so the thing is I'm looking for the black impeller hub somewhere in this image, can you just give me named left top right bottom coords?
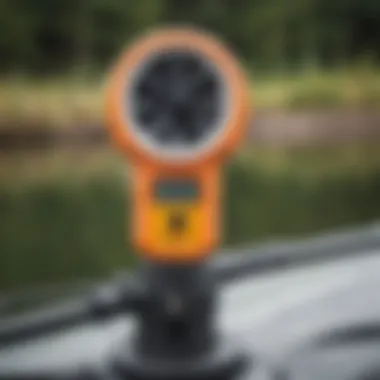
left=128, top=49, right=226, bottom=147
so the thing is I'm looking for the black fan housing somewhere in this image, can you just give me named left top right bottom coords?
left=125, top=48, right=229, bottom=158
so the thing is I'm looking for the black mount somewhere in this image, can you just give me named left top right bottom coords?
left=0, top=261, right=254, bottom=380
left=111, top=262, right=251, bottom=380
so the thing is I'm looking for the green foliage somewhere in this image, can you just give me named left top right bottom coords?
left=287, top=84, right=345, bottom=109
left=0, top=0, right=379, bottom=74
left=1, top=147, right=380, bottom=291
left=224, top=161, right=380, bottom=245
left=0, top=175, right=136, bottom=290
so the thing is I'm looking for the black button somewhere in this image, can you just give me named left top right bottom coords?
left=168, top=212, right=186, bottom=234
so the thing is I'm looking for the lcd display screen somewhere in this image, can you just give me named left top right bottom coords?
left=154, top=179, right=200, bottom=201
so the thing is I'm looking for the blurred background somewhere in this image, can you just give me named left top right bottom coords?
left=0, top=0, right=379, bottom=297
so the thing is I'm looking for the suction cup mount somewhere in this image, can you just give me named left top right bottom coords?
left=110, top=263, right=251, bottom=380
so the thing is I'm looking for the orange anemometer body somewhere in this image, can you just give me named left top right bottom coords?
left=105, top=27, right=251, bottom=263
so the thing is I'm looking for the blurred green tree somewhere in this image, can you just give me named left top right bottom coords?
left=0, top=0, right=378, bottom=74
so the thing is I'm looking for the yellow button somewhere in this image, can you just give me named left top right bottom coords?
left=151, top=203, right=200, bottom=247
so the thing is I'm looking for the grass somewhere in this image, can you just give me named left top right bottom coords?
left=0, top=66, right=379, bottom=130
left=251, top=66, right=380, bottom=110
left=1, top=144, right=380, bottom=291
left=237, top=143, right=380, bottom=179
left=0, top=76, right=104, bottom=130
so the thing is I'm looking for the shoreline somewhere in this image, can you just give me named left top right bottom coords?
left=0, top=109, right=379, bottom=151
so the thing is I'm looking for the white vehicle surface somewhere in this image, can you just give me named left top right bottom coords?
left=1, top=224, right=380, bottom=380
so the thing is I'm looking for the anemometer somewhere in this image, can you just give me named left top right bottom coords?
left=106, top=27, right=250, bottom=262
left=89, top=26, right=253, bottom=380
